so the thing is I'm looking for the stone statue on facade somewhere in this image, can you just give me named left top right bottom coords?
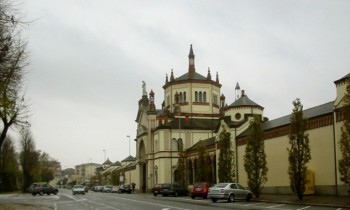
left=142, top=81, right=147, bottom=96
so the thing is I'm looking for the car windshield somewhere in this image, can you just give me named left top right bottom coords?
left=162, top=184, right=171, bottom=189
left=74, top=185, right=84, bottom=188
left=213, top=183, right=228, bottom=188
left=194, top=182, right=205, bottom=188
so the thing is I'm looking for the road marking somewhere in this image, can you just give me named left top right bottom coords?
left=297, top=206, right=311, bottom=210
left=267, top=204, right=286, bottom=208
left=106, top=195, right=190, bottom=210
left=62, top=194, right=88, bottom=202
left=243, top=203, right=266, bottom=207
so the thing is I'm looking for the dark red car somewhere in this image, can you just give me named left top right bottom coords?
left=191, top=182, right=212, bottom=199
left=151, top=183, right=163, bottom=196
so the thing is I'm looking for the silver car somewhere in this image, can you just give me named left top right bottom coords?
left=72, top=184, right=85, bottom=195
left=207, top=183, right=252, bottom=202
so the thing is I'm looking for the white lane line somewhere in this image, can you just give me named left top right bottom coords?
left=62, top=194, right=88, bottom=202
left=106, top=195, right=190, bottom=210
left=297, top=206, right=311, bottom=210
left=267, top=204, right=286, bottom=208
left=243, top=202, right=266, bottom=206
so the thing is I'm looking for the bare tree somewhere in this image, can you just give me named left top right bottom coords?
left=19, top=128, right=39, bottom=192
left=0, top=0, right=30, bottom=150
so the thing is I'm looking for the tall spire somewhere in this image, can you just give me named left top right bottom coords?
left=170, top=69, right=175, bottom=81
left=188, top=44, right=195, bottom=74
left=207, top=67, right=212, bottom=80
left=235, top=82, right=240, bottom=100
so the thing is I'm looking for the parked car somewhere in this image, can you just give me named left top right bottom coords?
left=92, top=185, right=103, bottom=192
left=151, top=183, right=164, bottom=196
left=191, top=182, right=212, bottom=199
left=118, top=184, right=132, bottom=194
left=72, top=184, right=85, bottom=195
left=111, top=185, right=120, bottom=193
left=27, top=182, right=46, bottom=193
left=84, top=186, right=89, bottom=193
left=160, top=183, right=188, bottom=197
left=31, top=183, right=58, bottom=196
left=102, top=185, right=113, bottom=193
left=207, top=183, right=252, bottom=203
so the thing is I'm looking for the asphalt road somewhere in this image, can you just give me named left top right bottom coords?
left=0, top=189, right=348, bottom=210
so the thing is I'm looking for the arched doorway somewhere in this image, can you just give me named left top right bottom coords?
left=138, top=140, right=147, bottom=193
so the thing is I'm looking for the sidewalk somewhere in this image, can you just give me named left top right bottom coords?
left=255, top=194, right=350, bottom=209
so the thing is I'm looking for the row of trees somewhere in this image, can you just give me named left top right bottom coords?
left=0, top=128, right=56, bottom=192
left=216, top=98, right=311, bottom=200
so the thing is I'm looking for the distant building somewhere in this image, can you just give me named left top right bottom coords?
left=75, top=163, right=101, bottom=184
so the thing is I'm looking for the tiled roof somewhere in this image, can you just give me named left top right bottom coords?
left=121, top=155, right=136, bottom=162
left=187, top=137, right=216, bottom=152
left=103, top=158, right=113, bottom=165
left=262, top=101, right=334, bottom=131
left=334, top=73, right=350, bottom=84
left=175, top=72, right=207, bottom=81
left=112, top=161, right=121, bottom=166
left=228, top=94, right=263, bottom=109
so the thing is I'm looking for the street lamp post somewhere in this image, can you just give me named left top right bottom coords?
left=103, top=150, right=106, bottom=162
left=127, top=135, right=131, bottom=184
left=127, top=135, right=131, bottom=156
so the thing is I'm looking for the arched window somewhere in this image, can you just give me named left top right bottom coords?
left=203, top=92, right=207, bottom=102
left=183, top=92, right=186, bottom=102
left=171, top=138, right=178, bottom=151
left=195, top=91, right=198, bottom=102
left=199, top=92, right=203, bottom=102
left=179, top=92, right=183, bottom=103
left=178, top=138, right=183, bottom=151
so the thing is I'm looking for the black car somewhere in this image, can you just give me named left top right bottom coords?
left=118, top=184, right=132, bottom=194
left=160, top=183, right=188, bottom=197
left=32, top=183, right=58, bottom=196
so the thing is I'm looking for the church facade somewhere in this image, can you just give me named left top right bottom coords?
left=134, top=45, right=349, bottom=195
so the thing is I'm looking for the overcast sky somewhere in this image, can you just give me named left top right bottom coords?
left=16, top=0, right=350, bottom=169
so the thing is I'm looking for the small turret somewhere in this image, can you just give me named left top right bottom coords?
left=207, top=67, right=212, bottom=80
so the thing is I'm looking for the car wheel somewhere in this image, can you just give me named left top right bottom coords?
left=191, top=195, right=195, bottom=199
left=83, top=193, right=85, bottom=195
left=153, top=192, right=157, bottom=196
left=228, top=194, right=235, bottom=203
left=73, top=192, right=75, bottom=195
left=246, top=193, right=252, bottom=202
left=203, top=196, right=207, bottom=199
left=32, top=193, right=36, bottom=196
left=211, top=198, right=217, bottom=203
left=54, top=191, right=58, bottom=195
left=47, top=193, right=50, bottom=195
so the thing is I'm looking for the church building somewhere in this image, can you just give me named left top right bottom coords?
left=134, top=45, right=349, bottom=195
